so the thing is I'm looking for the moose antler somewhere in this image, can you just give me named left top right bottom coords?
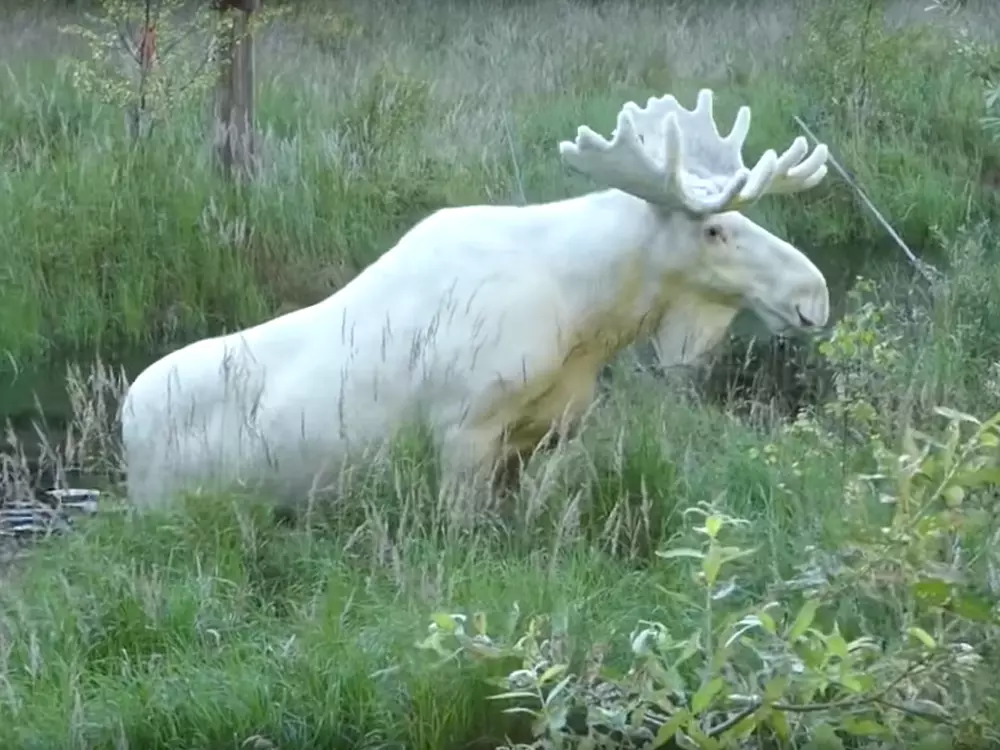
left=558, top=88, right=829, bottom=214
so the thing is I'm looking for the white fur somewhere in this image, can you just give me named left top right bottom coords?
left=120, top=88, right=831, bottom=508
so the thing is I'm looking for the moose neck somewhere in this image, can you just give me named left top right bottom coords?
left=650, top=291, right=740, bottom=368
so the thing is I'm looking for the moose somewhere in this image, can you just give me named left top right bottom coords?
left=120, top=88, right=830, bottom=509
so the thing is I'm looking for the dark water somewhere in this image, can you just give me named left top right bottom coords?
left=0, top=349, right=160, bottom=499
left=2, top=350, right=155, bottom=426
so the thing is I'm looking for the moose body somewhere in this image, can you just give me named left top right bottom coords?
left=122, top=88, right=832, bottom=508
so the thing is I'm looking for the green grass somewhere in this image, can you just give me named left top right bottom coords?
left=0, top=384, right=866, bottom=749
left=0, top=0, right=998, bottom=365
left=2, top=0, right=1000, bottom=747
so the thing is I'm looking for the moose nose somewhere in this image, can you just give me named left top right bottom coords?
left=795, top=306, right=815, bottom=328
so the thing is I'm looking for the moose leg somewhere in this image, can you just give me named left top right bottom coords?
left=490, top=449, right=527, bottom=495
left=437, top=425, right=506, bottom=519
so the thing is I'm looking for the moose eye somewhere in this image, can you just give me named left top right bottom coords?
left=705, top=225, right=722, bottom=241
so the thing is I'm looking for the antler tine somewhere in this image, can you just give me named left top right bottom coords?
left=773, top=139, right=829, bottom=192
left=724, top=105, right=751, bottom=149
left=727, top=135, right=830, bottom=209
left=558, top=107, right=688, bottom=208
left=693, top=88, right=723, bottom=140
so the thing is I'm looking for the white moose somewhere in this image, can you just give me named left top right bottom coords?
left=120, top=88, right=830, bottom=509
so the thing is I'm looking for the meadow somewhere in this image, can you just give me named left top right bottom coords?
left=2, top=0, right=1000, bottom=747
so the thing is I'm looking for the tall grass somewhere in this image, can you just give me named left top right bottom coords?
left=0, top=0, right=998, bottom=366
left=2, top=0, right=1000, bottom=747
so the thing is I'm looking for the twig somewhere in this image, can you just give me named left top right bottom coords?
left=793, top=115, right=942, bottom=288
left=873, top=697, right=955, bottom=726
left=706, top=653, right=943, bottom=738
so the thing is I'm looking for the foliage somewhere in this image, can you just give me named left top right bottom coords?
left=58, top=0, right=287, bottom=142
left=58, top=0, right=220, bottom=140
left=414, top=293, right=1000, bottom=748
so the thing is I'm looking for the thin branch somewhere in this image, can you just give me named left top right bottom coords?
left=117, top=26, right=140, bottom=63
left=172, top=44, right=218, bottom=97
left=159, top=12, right=216, bottom=58
left=872, top=697, right=955, bottom=726
left=706, top=653, right=943, bottom=738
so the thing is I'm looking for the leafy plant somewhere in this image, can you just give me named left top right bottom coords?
left=58, top=0, right=286, bottom=142
left=414, top=291, right=1000, bottom=748
left=416, top=456, right=998, bottom=748
left=59, top=0, right=220, bottom=140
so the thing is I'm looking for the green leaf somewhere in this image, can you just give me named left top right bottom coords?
left=757, top=610, right=777, bottom=635
left=430, top=612, right=459, bottom=633
left=718, top=545, right=760, bottom=564
left=770, top=709, right=791, bottom=740
left=655, top=548, right=705, bottom=561
left=763, top=675, right=789, bottom=703
left=704, top=514, right=723, bottom=539
left=802, top=722, right=845, bottom=750
left=675, top=634, right=702, bottom=669
left=471, top=611, right=487, bottom=636
left=956, top=466, right=1000, bottom=488
left=662, top=666, right=687, bottom=694
left=853, top=673, right=877, bottom=693
left=901, top=427, right=921, bottom=462
left=683, top=718, right=721, bottom=750
left=537, top=663, right=569, bottom=686
left=978, top=430, right=999, bottom=448
left=838, top=673, right=866, bottom=693
left=702, top=545, right=724, bottom=587
left=906, top=626, right=937, bottom=649
left=841, top=716, right=890, bottom=736
left=414, top=633, right=447, bottom=655
left=787, top=598, right=820, bottom=642
left=942, top=484, right=965, bottom=507
left=827, top=630, right=848, bottom=661
left=911, top=578, right=952, bottom=607
left=725, top=711, right=760, bottom=740
left=491, top=691, right=539, bottom=703
left=950, top=593, right=995, bottom=623
left=796, top=640, right=826, bottom=670
left=933, top=406, right=980, bottom=425
left=691, top=675, right=725, bottom=714
left=653, top=708, right=690, bottom=747
left=543, top=704, right=569, bottom=733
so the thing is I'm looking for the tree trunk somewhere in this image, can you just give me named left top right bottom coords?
left=213, top=0, right=258, bottom=180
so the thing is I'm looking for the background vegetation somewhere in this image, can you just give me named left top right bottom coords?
left=2, top=0, right=1000, bottom=747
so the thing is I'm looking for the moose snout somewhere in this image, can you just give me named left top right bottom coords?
left=794, top=286, right=830, bottom=330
